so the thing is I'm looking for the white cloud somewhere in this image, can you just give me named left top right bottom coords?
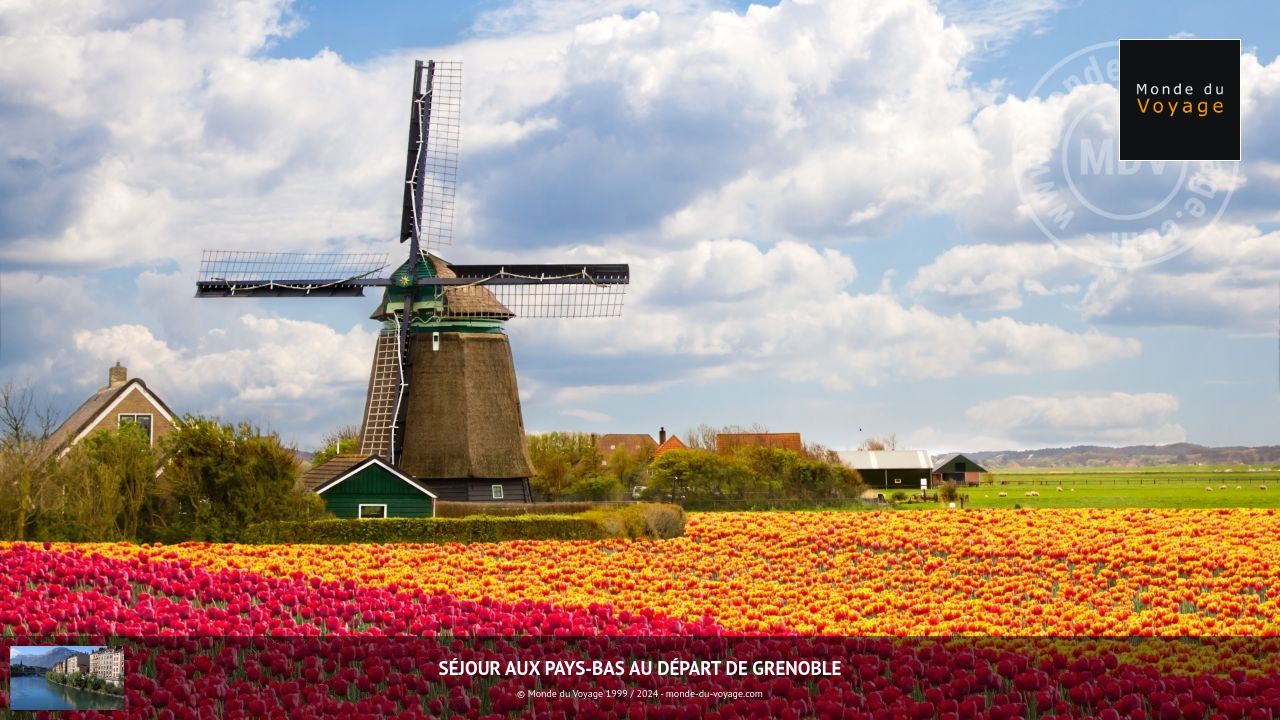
left=906, top=242, right=1085, bottom=310
left=69, top=315, right=376, bottom=443
left=560, top=407, right=611, bottom=424
left=908, top=223, right=1280, bottom=329
left=965, top=392, right=1186, bottom=446
left=512, top=239, right=1142, bottom=394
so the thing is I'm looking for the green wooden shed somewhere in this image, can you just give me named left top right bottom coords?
left=301, top=455, right=437, bottom=519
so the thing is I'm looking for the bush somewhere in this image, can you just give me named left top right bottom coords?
left=243, top=503, right=686, bottom=544
left=939, top=481, right=959, bottom=503
left=890, top=491, right=908, bottom=503
left=157, top=416, right=326, bottom=542
left=581, top=504, right=685, bottom=539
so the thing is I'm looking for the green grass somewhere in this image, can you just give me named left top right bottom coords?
left=917, top=465, right=1280, bottom=509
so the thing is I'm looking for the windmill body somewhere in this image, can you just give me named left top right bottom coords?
left=196, top=60, right=628, bottom=503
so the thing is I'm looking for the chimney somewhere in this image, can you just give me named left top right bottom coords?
left=659, top=426, right=667, bottom=444
left=108, top=362, right=127, bottom=388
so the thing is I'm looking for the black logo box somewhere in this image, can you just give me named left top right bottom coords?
left=1119, top=39, right=1241, bottom=161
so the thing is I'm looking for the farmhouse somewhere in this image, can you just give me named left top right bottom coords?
left=653, top=433, right=687, bottom=458
left=932, top=453, right=990, bottom=485
left=837, top=450, right=933, bottom=489
left=41, top=363, right=178, bottom=461
left=301, top=455, right=437, bottom=519
left=716, top=432, right=804, bottom=455
left=597, top=432, right=657, bottom=464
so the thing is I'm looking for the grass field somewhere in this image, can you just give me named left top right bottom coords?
left=917, top=465, right=1280, bottom=509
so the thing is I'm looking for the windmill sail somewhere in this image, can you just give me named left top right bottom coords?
left=194, top=59, right=631, bottom=489
left=401, top=60, right=460, bottom=252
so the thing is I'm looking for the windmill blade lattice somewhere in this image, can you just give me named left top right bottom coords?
left=440, top=279, right=627, bottom=319
left=196, top=251, right=390, bottom=297
left=402, top=60, right=461, bottom=252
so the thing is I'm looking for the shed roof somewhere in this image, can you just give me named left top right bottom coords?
left=303, top=454, right=438, bottom=497
left=715, top=433, right=803, bottom=455
left=931, top=453, right=990, bottom=473
left=837, top=450, right=933, bottom=470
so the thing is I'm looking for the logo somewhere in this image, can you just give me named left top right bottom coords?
left=1120, top=39, right=1241, bottom=161
left=1014, top=41, right=1239, bottom=268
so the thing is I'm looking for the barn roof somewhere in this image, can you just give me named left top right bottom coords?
left=40, top=375, right=179, bottom=462
left=653, top=435, right=687, bottom=458
left=303, top=454, right=437, bottom=497
left=837, top=450, right=933, bottom=470
left=716, top=433, right=804, bottom=455
left=931, top=453, right=990, bottom=473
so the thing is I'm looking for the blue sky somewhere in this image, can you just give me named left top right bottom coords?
left=9, top=646, right=104, bottom=656
left=1, top=0, right=1277, bottom=454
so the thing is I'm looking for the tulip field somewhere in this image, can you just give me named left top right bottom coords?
left=4, top=509, right=1280, bottom=718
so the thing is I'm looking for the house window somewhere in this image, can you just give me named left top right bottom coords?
left=491, top=484, right=504, bottom=500
left=118, top=414, right=153, bottom=445
left=893, top=478, right=901, bottom=484
left=955, top=461, right=967, bottom=472
left=358, top=504, right=387, bottom=519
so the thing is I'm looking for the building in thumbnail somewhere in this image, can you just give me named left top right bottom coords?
left=89, top=647, right=124, bottom=684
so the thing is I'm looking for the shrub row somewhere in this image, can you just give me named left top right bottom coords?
left=435, top=500, right=599, bottom=518
left=242, top=503, right=685, bottom=544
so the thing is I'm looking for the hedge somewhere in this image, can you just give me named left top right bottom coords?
left=242, top=503, right=686, bottom=544
left=435, top=501, right=598, bottom=518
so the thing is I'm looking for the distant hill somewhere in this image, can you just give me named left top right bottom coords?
left=10, top=647, right=82, bottom=669
left=960, top=444, right=1280, bottom=469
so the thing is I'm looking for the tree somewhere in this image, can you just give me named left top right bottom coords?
left=683, top=423, right=769, bottom=451
left=54, top=423, right=159, bottom=540
left=310, top=424, right=362, bottom=467
left=526, top=432, right=601, bottom=499
left=859, top=433, right=899, bottom=451
left=159, top=416, right=326, bottom=541
left=643, top=449, right=754, bottom=505
left=605, top=445, right=650, bottom=492
left=0, top=381, right=59, bottom=540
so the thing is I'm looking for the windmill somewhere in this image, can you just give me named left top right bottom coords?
left=195, top=60, right=628, bottom=502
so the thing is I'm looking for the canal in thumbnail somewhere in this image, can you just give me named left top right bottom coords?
left=9, top=675, right=125, bottom=711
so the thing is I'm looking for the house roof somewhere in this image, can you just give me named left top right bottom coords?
left=300, top=454, right=369, bottom=491
left=715, top=433, right=803, bottom=455
left=41, top=378, right=179, bottom=461
left=598, top=434, right=657, bottom=456
left=304, top=454, right=437, bottom=498
left=836, top=450, right=933, bottom=470
left=931, top=453, right=989, bottom=473
left=653, top=435, right=687, bottom=458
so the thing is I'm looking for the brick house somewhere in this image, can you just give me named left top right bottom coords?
left=41, top=363, right=179, bottom=460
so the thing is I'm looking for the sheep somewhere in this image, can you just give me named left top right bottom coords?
left=1262, top=485, right=1269, bottom=491
left=1056, top=486, right=1063, bottom=492
left=1237, top=485, right=1243, bottom=490
left=1024, top=491, right=1040, bottom=497
left=1205, top=486, right=1213, bottom=492
left=1219, top=484, right=1227, bottom=490
left=997, top=492, right=1008, bottom=497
